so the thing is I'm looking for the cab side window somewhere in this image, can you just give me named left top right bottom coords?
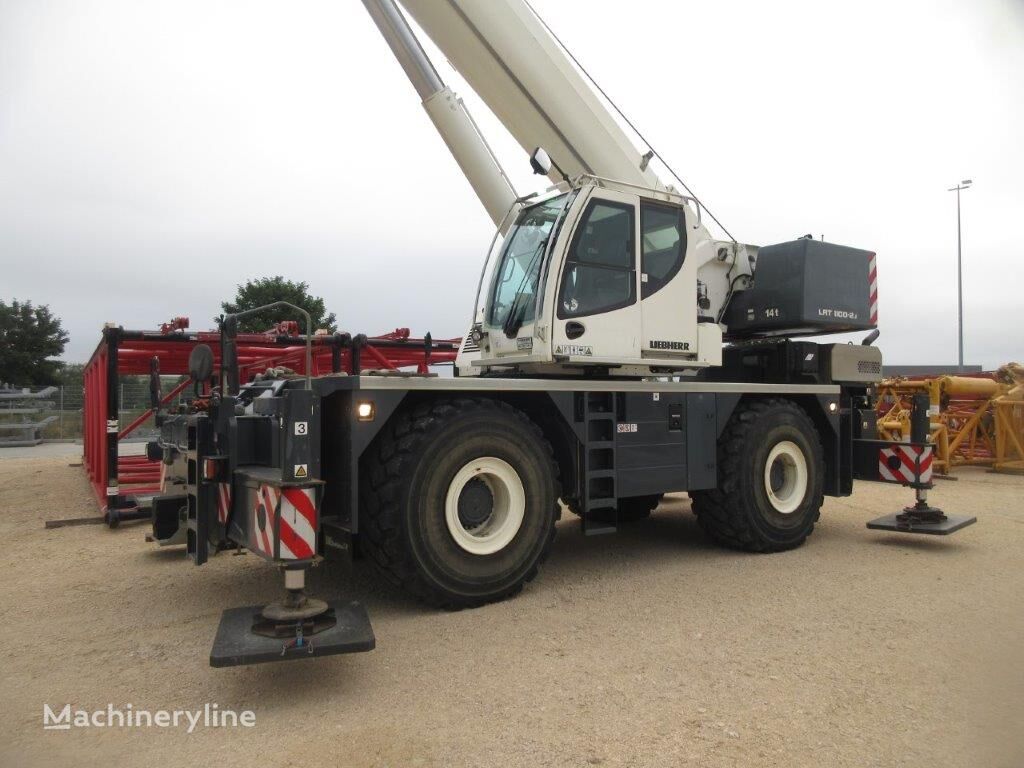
left=640, top=201, right=686, bottom=299
left=558, top=200, right=636, bottom=318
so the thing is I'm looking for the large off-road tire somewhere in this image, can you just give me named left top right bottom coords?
left=568, top=494, right=663, bottom=524
left=359, top=398, right=560, bottom=609
left=690, top=399, right=824, bottom=552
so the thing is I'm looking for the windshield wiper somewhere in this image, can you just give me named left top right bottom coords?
left=503, top=297, right=529, bottom=340
left=502, top=239, right=547, bottom=339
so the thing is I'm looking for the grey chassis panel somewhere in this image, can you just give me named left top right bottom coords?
left=352, top=376, right=840, bottom=396
left=311, top=376, right=843, bottom=539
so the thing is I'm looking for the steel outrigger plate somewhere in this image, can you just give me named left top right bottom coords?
left=866, top=510, right=977, bottom=536
left=209, top=600, right=375, bottom=667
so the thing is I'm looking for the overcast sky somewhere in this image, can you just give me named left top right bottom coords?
left=1, top=0, right=1022, bottom=368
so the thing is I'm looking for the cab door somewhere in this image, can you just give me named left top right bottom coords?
left=638, top=199, right=697, bottom=360
left=551, top=189, right=641, bottom=365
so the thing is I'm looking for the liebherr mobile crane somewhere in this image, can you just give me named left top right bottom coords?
left=148, top=0, right=973, bottom=667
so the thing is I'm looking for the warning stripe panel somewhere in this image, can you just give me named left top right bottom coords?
left=262, top=485, right=279, bottom=556
left=868, top=253, right=878, bottom=325
left=250, top=484, right=317, bottom=561
left=918, top=450, right=933, bottom=483
left=897, top=447, right=917, bottom=475
left=278, top=519, right=313, bottom=560
left=217, top=483, right=232, bottom=525
left=878, top=445, right=932, bottom=484
left=282, top=487, right=317, bottom=527
left=280, top=487, right=317, bottom=560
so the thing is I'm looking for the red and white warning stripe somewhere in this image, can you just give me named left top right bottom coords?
left=216, top=482, right=232, bottom=525
left=868, top=252, right=878, bottom=325
left=879, top=445, right=933, bottom=484
left=278, top=487, right=317, bottom=560
left=251, top=484, right=317, bottom=560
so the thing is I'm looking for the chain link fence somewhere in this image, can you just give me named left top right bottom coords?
left=0, top=377, right=189, bottom=442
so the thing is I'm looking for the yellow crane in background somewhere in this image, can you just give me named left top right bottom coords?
left=876, top=363, right=1024, bottom=474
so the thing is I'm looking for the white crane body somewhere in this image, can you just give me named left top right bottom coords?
left=139, top=0, right=974, bottom=671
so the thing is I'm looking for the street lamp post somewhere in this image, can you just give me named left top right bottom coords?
left=947, top=179, right=972, bottom=371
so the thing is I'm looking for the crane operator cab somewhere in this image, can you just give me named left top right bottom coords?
left=465, top=160, right=727, bottom=377
left=461, top=150, right=878, bottom=379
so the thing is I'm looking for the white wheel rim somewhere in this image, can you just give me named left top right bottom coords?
left=763, top=440, right=808, bottom=514
left=444, top=457, right=526, bottom=555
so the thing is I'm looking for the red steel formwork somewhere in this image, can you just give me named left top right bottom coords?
left=82, top=320, right=460, bottom=513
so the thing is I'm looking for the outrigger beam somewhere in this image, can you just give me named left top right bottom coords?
left=858, top=393, right=977, bottom=535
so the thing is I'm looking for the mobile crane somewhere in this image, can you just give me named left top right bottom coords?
left=147, top=0, right=973, bottom=667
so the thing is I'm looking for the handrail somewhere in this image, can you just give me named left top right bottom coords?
left=221, top=302, right=312, bottom=391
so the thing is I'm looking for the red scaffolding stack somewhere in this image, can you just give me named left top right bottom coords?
left=82, top=321, right=460, bottom=514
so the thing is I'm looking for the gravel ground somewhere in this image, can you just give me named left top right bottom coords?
left=0, top=455, right=1020, bottom=767
left=0, top=442, right=144, bottom=460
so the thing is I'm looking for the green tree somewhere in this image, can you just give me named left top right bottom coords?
left=219, top=276, right=337, bottom=334
left=0, top=300, right=70, bottom=385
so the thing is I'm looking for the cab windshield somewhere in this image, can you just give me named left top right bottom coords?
left=487, top=193, right=571, bottom=330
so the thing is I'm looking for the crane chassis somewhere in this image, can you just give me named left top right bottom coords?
left=139, top=0, right=976, bottom=665
left=149, top=329, right=971, bottom=667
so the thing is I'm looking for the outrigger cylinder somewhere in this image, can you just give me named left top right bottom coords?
left=362, top=0, right=518, bottom=227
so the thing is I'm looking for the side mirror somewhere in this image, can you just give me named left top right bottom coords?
left=188, top=344, right=215, bottom=383
left=530, top=147, right=552, bottom=176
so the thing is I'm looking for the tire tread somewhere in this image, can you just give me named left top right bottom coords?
left=359, top=398, right=560, bottom=609
left=691, top=398, right=823, bottom=552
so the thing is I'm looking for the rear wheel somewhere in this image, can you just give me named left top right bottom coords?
left=360, top=398, right=560, bottom=608
left=690, top=399, right=824, bottom=552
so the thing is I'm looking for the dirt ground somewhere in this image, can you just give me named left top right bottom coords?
left=0, top=454, right=1021, bottom=768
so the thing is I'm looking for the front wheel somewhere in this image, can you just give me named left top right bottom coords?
left=690, top=399, right=824, bottom=552
left=359, top=398, right=560, bottom=608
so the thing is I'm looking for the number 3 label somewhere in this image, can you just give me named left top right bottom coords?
left=294, top=421, right=308, bottom=436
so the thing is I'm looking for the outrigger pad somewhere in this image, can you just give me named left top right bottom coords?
left=866, top=513, right=977, bottom=536
left=210, top=600, right=374, bottom=668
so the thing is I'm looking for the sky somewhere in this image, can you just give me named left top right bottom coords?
left=1, top=0, right=1022, bottom=368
